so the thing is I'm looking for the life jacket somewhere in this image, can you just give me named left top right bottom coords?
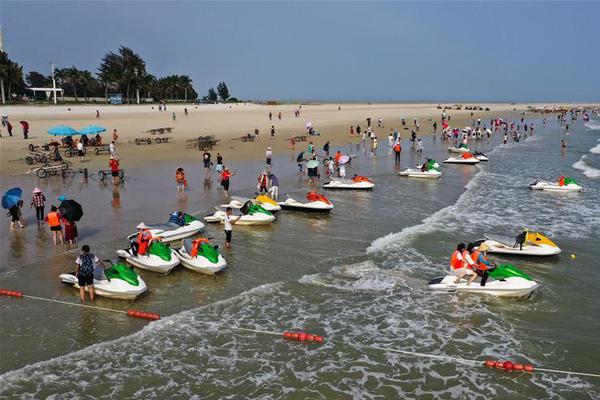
left=450, top=250, right=465, bottom=270
left=47, top=211, right=60, bottom=227
left=352, top=175, right=371, bottom=183
left=558, top=176, right=565, bottom=187
left=306, top=191, right=331, bottom=205
left=462, top=152, right=474, bottom=159
left=471, top=250, right=491, bottom=271
left=470, top=250, right=480, bottom=270
left=190, top=238, right=209, bottom=258
left=137, top=229, right=153, bottom=255
left=334, top=152, right=341, bottom=164
left=393, top=143, right=401, bottom=152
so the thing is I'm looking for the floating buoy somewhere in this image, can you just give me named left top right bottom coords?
left=0, top=289, right=23, bottom=298
left=283, top=331, right=324, bottom=343
left=571, top=253, right=576, bottom=260
left=484, top=359, right=534, bottom=373
left=127, top=310, right=160, bottom=321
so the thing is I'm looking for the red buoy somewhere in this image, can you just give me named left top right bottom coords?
left=127, top=310, right=160, bottom=321
left=524, top=364, right=534, bottom=372
left=0, top=289, right=23, bottom=298
left=513, top=364, right=524, bottom=371
left=494, top=361, right=504, bottom=369
left=282, top=331, right=324, bottom=343
left=485, top=360, right=496, bottom=368
left=503, top=361, right=514, bottom=371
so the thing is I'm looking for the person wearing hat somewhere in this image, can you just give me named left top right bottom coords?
left=265, top=147, right=272, bottom=165
left=131, top=223, right=153, bottom=256
left=30, top=187, right=46, bottom=225
left=468, top=242, right=496, bottom=286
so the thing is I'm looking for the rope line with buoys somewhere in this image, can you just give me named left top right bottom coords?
left=2, top=288, right=599, bottom=379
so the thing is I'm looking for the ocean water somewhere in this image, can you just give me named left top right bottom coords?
left=1, top=117, right=599, bottom=399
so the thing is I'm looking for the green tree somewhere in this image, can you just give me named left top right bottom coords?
left=216, top=81, right=230, bottom=102
left=0, top=52, right=24, bottom=103
left=26, top=71, right=50, bottom=88
left=97, top=46, right=147, bottom=103
left=207, top=87, right=218, bottom=103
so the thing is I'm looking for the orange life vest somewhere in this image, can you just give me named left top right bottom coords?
left=352, top=175, right=371, bottom=183
left=470, top=250, right=480, bottom=270
left=47, top=212, right=60, bottom=227
left=450, top=250, right=465, bottom=270
left=137, top=229, right=153, bottom=255
left=307, top=191, right=331, bottom=205
left=471, top=250, right=491, bottom=271
left=462, top=152, right=474, bottom=159
left=190, top=238, right=209, bottom=258
left=393, top=144, right=401, bottom=152
left=558, top=176, right=565, bottom=186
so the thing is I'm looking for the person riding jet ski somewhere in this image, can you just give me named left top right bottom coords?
left=131, top=223, right=153, bottom=256
left=468, top=242, right=496, bottom=286
left=239, top=200, right=253, bottom=215
left=168, top=210, right=185, bottom=227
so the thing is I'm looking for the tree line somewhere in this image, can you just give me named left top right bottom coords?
left=0, top=46, right=235, bottom=104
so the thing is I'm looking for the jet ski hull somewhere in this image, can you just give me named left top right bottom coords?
left=448, top=147, right=471, bottom=154
left=59, top=272, right=148, bottom=300
left=483, top=240, right=561, bottom=256
left=116, top=249, right=180, bottom=273
left=204, top=210, right=275, bottom=225
left=529, top=181, right=582, bottom=192
left=278, top=198, right=334, bottom=212
left=399, top=169, right=442, bottom=179
left=323, top=179, right=374, bottom=190
left=177, top=247, right=227, bottom=275
left=428, top=275, right=538, bottom=298
left=129, top=220, right=206, bottom=243
left=443, top=157, right=480, bottom=164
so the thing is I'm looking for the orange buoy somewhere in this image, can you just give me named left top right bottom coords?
left=282, top=331, right=324, bottom=343
left=524, top=364, right=534, bottom=372
left=513, top=363, right=524, bottom=371
left=494, top=361, right=504, bottom=369
left=127, top=310, right=160, bottom=321
left=0, top=289, right=23, bottom=298
left=503, top=361, right=514, bottom=371
left=485, top=360, right=496, bottom=368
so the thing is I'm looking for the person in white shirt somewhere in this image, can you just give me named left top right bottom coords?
left=109, top=141, right=116, bottom=159
left=265, top=147, right=273, bottom=165
left=223, top=207, right=239, bottom=249
left=77, top=140, right=85, bottom=161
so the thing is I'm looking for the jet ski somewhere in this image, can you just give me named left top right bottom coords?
left=530, top=177, right=582, bottom=192
left=204, top=202, right=275, bottom=225
left=323, top=175, right=374, bottom=190
left=428, top=264, right=538, bottom=298
left=116, top=240, right=180, bottom=274
left=444, top=152, right=480, bottom=164
left=448, top=144, right=471, bottom=154
left=399, top=159, right=442, bottom=179
left=480, top=231, right=561, bottom=256
left=131, top=214, right=205, bottom=243
left=59, top=262, right=148, bottom=300
left=278, top=191, right=334, bottom=212
left=474, top=151, right=489, bottom=161
left=176, top=238, right=227, bottom=275
left=222, top=195, right=281, bottom=213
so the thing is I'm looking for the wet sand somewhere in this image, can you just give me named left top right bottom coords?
left=2, top=102, right=519, bottom=177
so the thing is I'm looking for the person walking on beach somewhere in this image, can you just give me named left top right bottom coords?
left=270, top=125, right=275, bottom=139
left=176, top=166, right=187, bottom=192
left=203, top=152, right=212, bottom=175
left=45, top=206, right=63, bottom=245
left=268, top=173, right=279, bottom=200
left=75, top=245, right=104, bottom=303
left=366, top=117, right=371, bottom=128
left=109, top=157, right=121, bottom=185
left=172, top=112, right=176, bottom=121
left=30, top=188, right=46, bottom=225
left=393, top=138, right=401, bottom=164
left=269, top=112, right=272, bottom=121
left=20, top=120, right=29, bottom=139
left=112, top=129, right=118, bottom=143
left=109, top=141, right=117, bottom=159
left=63, top=217, right=78, bottom=244
left=220, top=168, right=234, bottom=197
left=215, top=153, right=224, bottom=173
left=77, top=139, right=85, bottom=161
left=223, top=207, right=239, bottom=249
left=265, top=147, right=273, bottom=165
left=96, top=110, right=100, bottom=118
left=6, top=120, right=13, bottom=136
left=7, top=200, right=25, bottom=229
left=356, top=125, right=361, bottom=138
left=350, top=125, right=354, bottom=136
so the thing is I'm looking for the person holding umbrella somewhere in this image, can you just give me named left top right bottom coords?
left=3, top=187, right=25, bottom=229
left=58, top=198, right=84, bottom=245
left=45, top=206, right=63, bottom=245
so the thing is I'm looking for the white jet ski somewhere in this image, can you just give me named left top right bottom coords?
left=530, top=177, right=582, bottom=192
left=222, top=195, right=281, bottom=213
left=428, top=264, right=538, bottom=298
left=480, top=231, right=561, bottom=256
left=116, top=241, right=180, bottom=274
left=131, top=214, right=205, bottom=243
left=204, top=203, right=275, bottom=225
left=444, top=154, right=480, bottom=164
left=448, top=145, right=471, bottom=154
left=278, top=192, right=334, bottom=212
left=176, top=239, right=227, bottom=275
left=323, top=175, right=374, bottom=190
left=60, top=262, right=148, bottom=300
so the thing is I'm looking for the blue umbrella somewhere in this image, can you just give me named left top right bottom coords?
left=48, top=125, right=78, bottom=136
left=2, top=187, right=22, bottom=209
left=78, top=125, right=106, bottom=135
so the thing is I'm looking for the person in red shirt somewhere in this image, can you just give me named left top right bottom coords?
left=220, top=168, right=234, bottom=197
left=109, top=157, right=121, bottom=185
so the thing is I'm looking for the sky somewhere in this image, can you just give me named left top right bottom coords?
left=2, top=1, right=599, bottom=102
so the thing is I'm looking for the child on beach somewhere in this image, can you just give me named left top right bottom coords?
left=45, top=206, right=63, bottom=245
left=30, top=187, right=46, bottom=224
left=223, top=207, right=239, bottom=249
left=176, top=166, right=187, bottom=191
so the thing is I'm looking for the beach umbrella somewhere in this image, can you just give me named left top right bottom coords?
left=78, top=125, right=106, bottom=135
left=48, top=125, right=78, bottom=136
left=306, top=160, right=319, bottom=169
left=296, top=152, right=305, bottom=163
left=59, top=199, right=84, bottom=222
left=2, top=187, right=22, bottom=209
left=339, top=155, right=350, bottom=165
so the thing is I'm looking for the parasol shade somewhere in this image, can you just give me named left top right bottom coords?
left=59, top=199, right=84, bottom=222
left=2, top=187, right=22, bottom=209
left=48, top=125, right=78, bottom=136
left=78, top=125, right=106, bottom=135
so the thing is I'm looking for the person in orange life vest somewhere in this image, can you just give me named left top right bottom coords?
left=464, top=243, right=480, bottom=286
left=469, top=243, right=496, bottom=286
left=190, top=238, right=210, bottom=258
left=557, top=176, right=565, bottom=187
left=131, top=223, right=153, bottom=256
left=449, top=243, right=475, bottom=284
left=45, top=205, right=64, bottom=245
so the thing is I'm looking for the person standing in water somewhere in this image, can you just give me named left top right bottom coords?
left=30, top=187, right=46, bottom=225
left=223, top=207, right=239, bottom=249
left=45, top=206, right=63, bottom=245
left=561, top=139, right=567, bottom=152
left=220, top=168, right=234, bottom=197
left=75, top=245, right=104, bottom=303
left=7, top=200, right=25, bottom=229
